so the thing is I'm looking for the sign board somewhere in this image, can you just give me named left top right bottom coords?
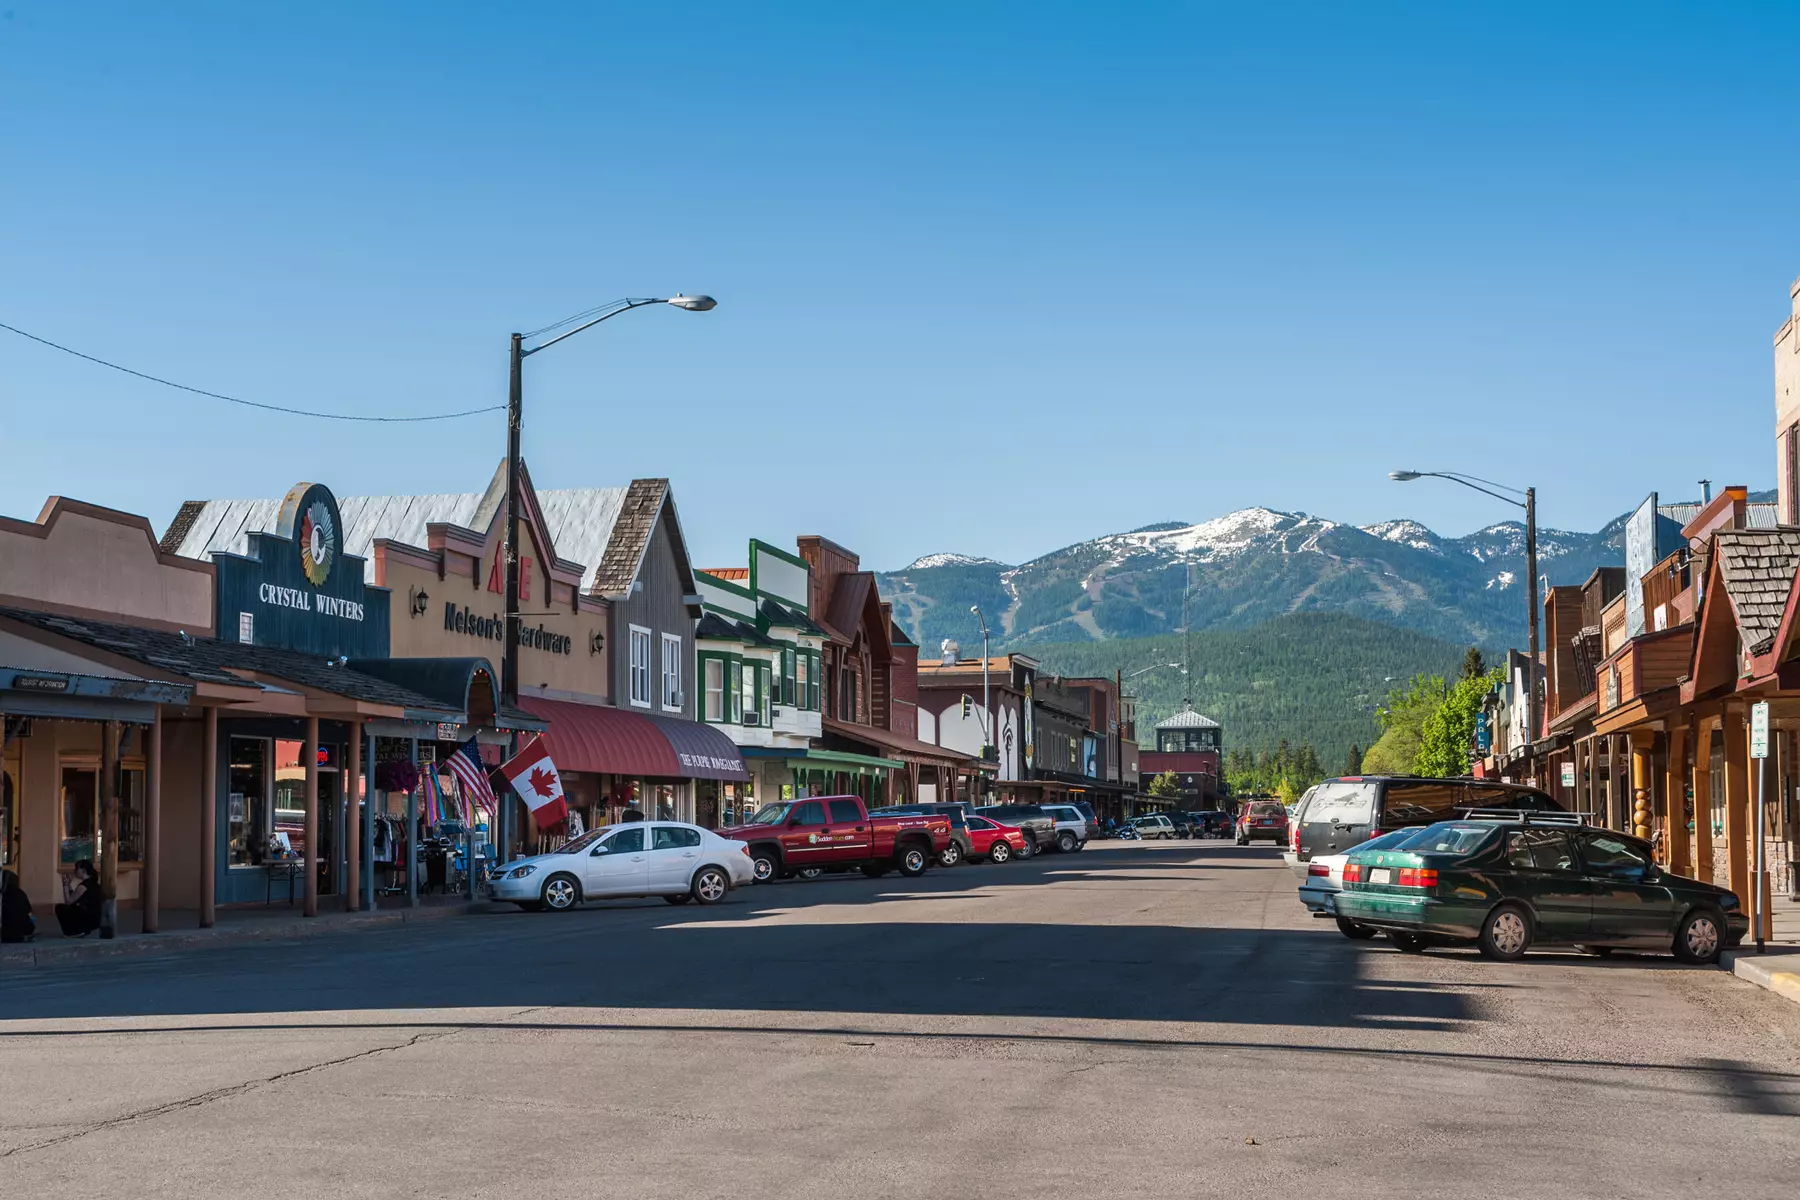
left=1561, top=761, right=1576, bottom=788
left=1751, top=701, right=1770, bottom=759
left=1475, top=712, right=1491, bottom=753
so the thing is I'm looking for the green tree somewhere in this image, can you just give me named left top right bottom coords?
left=1360, top=674, right=1444, bottom=775
left=1460, top=646, right=1487, bottom=681
left=1415, top=668, right=1503, bottom=777
left=1344, top=743, right=1362, bottom=775
left=1148, top=770, right=1181, bottom=799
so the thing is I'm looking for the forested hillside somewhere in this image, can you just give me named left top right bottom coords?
left=1027, top=613, right=1468, bottom=772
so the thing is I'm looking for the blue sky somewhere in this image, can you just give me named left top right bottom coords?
left=3, top=3, right=1797, bottom=571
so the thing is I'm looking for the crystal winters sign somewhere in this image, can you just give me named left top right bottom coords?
left=212, top=482, right=391, bottom=658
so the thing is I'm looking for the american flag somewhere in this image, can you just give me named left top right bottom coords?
left=444, top=737, right=497, bottom=816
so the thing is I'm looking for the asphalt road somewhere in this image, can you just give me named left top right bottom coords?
left=3, top=840, right=1799, bottom=1198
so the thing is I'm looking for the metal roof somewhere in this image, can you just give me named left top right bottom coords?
left=1156, top=702, right=1221, bottom=730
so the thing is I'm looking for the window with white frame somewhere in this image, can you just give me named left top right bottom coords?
left=629, top=626, right=652, bottom=707
left=796, top=652, right=809, bottom=711
left=661, top=633, right=683, bottom=710
left=741, top=659, right=758, bottom=723
left=703, top=658, right=725, bottom=721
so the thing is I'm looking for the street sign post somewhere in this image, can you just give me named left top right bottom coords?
left=1560, top=761, right=1575, bottom=789
left=1750, top=701, right=1769, bottom=953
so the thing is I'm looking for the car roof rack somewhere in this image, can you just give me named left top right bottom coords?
left=1454, top=807, right=1589, bottom=826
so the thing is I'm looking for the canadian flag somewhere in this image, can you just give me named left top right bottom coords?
left=499, top=735, right=569, bottom=830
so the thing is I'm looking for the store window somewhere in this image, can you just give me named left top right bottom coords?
left=228, top=737, right=270, bottom=867
left=1, top=761, right=15, bottom=869
left=661, top=633, right=683, bottom=711
left=704, top=658, right=725, bottom=722
left=629, top=626, right=652, bottom=707
left=759, top=664, right=772, bottom=726
left=653, top=783, right=676, bottom=822
left=119, top=767, right=146, bottom=863
left=783, top=649, right=796, bottom=706
left=728, top=659, right=743, bottom=722
left=60, top=765, right=97, bottom=865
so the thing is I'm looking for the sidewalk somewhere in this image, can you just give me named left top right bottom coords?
left=1719, top=894, right=1800, bottom=1007
left=1, top=892, right=500, bottom=969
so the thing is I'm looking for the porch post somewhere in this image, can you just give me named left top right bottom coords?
left=303, top=715, right=320, bottom=917
left=1629, top=731, right=1654, bottom=842
left=1723, top=707, right=1750, bottom=905
left=98, top=720, right=120, bottom=938
left=1693, top=719, right=1715, bottom=886
left=406, top=736, right=419, bottom=908
left=1665, top=724, right=1689, bottom=876
left=364, top=730, right=377, bottom=909
left=346, top=720, right=362, bottom=913
left=143, top=706, right=163, bottom=933
left=201, top=705, right=217, bottom=927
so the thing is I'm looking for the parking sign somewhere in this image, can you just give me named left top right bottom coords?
left=1751, top=701, right=1770, bottom=760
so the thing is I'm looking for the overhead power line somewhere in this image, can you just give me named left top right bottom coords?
left=0, top=320, right=505, bottom=423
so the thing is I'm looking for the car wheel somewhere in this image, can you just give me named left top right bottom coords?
left=938, top=842, right=963, bottom=868
left=541, top=874, right=580, bottom=912
left=860, top=864, right=890, bottom=878
left=750, top=848, right=780, bottom=884
left=898, top=845, right=930, bottom=877
left=691, top=866, right=730, bottom=906
left=797, top=867, right=825, bottom=880
left=664, top=893, right=691, bottom=905
left=1057, top=832, right=1078, bottom=853
left=1478, top=903, right=1533, bottom=961
left=1016, top=837, right=1036, bottom=859
left=1335, top=916, right=1378, bottom=940
left=1389, top=931, right=1429, bottom=954
left=1673, top=907, right=1725, bottom=964
left=988, top=840, right=1012, bottom=864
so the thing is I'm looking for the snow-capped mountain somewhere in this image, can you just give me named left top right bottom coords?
left=880, top=505, right=1624, bottom=654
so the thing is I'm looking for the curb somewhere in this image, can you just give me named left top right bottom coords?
left=0, top=901, right=501, bottom=969
left=1720, top=946, right=1800, bottom=1007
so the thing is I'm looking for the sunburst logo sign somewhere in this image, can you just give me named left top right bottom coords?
left=298, top=499, right=336, bottom=586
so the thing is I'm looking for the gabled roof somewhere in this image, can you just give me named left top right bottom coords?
left=760, top=598, right=825, bottom=637
left=540, top=478, right=697, bottom=600
left=695, top=611, right=779, bottom=648
left=1714, top=529, right=1800, bottom=655
left=1156, top=702, right=1221, bottom=730
left=823, top=572, right=891, bottom=658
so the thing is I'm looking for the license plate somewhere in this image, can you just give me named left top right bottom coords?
left=1257, top=820, right=1272, bottom=826
left=1368, top=867, right=1391, bottom=885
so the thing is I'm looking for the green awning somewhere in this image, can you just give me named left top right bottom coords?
left=744, top=747, right=903, bottom=772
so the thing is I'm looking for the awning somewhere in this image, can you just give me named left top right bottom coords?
left=742, top=746, right=904, bottom=772
left=517, top=696, right=749, bottom=781
left=0, top=666, right=192, bottom=725
left=821, top=716, right=985, bottom=769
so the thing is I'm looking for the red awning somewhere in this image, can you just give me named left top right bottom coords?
left=516, top=697, right=749, bottom=781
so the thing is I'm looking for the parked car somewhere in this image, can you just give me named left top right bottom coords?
left=720, top=796, right=952, bottom=882
left=1292, top=775, right=1563, bottom=863
left=1236, top=800, right=1289, bottom=845
left=1066, top=800, right=1101, bottom=837
left=1166, top=813, right=1195, bottom=838
left=974, top=804, right=1058, bottom=857
left=1042, top=804, right=1091, bottom=852
left=963, top=814, right=1027, bottom=863
left=1131, top=813, right=1178, bottom=840
left=1298, top=828, right=1420, bottom=937
left=490, top=821, right=755, bottom=911
left=870, top=803, right=977, bottom=867
left=1333, top=815, right=1748, bottom=962
left=1192, top=810, right=1232, bottom=839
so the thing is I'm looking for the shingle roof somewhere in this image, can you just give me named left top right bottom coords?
left=1714, top=529, right=1800, bottom=655
left=0, top=606, right=462, bottom=715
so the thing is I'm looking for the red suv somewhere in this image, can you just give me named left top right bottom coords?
left=1236, top=800, right=1289, bottom=845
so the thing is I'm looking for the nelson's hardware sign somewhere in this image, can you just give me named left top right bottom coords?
left=444, top=603, right=573, bottom=655
left=213, top=482, right=391, bottom=659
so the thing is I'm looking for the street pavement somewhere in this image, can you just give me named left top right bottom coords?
left=2, top=840, right=1799, bottom=1198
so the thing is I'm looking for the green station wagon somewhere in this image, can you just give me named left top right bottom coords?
left=1333, top=815, right=1749, bottom=963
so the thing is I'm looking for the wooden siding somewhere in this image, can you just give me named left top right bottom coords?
left=607, top=509, right=697, bottom=720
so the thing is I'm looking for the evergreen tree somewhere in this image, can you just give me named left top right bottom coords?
left=1344, top=744, right=1362, bottom=775
left=1461, top=646, right=1487, bottom=681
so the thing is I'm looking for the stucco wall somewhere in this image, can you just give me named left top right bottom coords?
left=0, top=503, right=213, bottom=631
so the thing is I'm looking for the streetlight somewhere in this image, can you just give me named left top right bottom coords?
left=970, top=606, right=991, bottom=760
left=500, top=295, right=715, bottom=855
left=1390, top=469, right=1539, bottom=763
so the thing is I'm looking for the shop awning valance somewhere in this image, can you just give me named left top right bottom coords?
left=517, top=696, right=750, bottom=781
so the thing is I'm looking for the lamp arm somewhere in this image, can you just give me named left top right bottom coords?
left=522, top=298, right=667, bottom=357
left=1419, top=472, right=1527, bottom=509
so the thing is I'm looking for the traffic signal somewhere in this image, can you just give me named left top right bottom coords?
left=961, top=695, right=972, bottom=718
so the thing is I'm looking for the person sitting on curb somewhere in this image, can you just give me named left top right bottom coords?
left=0, top=868, right=34, bottom=943
left=55, top=859, right=103, bottom=938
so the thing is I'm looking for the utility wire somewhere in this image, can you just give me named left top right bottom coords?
left=0, top=320, right=505, bottom=423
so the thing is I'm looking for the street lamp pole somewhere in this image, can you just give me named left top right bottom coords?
left=1390, top=469, right=1540, bottom=769
left=500, top=295, right=716, bottom=856
left=971, top=606, right=991, bottom=760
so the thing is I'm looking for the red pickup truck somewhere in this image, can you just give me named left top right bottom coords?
left=720, top=795, right=952, bottom=883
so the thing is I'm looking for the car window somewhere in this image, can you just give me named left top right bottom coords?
left=967, top=816, right=994, bottom=831
left=1468, top=785, right=1561, bottom=814
left=1580, top=832, right=1652, bottom=879
left=1505, top=828, right=1577, bottom=872
left=1379, top=781, right=1463, bottom=824
left=1304, top=782, right=1376, bottom=825
left=827, top=800, right=863, bottom=824
left=792, top=801, right=826, bottom=826
left=1357, top=829, right=1419, bottom=853
left=596, top=827, right=644, bottom=855
left=651, top=825, right=702, bottom=850
left=1399, top=823, right=1497, bottom=856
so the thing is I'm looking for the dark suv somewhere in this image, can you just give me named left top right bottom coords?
left=1293, top=776, right=1564, bottom=862
left=973, top=804, right=1057, bottom=858
left=870, top=803, right=977, bottom=867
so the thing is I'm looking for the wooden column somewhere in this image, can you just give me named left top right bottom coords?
left=98, top=720, right=120, bottom=938
left=1723, top=707, right=1750, bottom=905
left=201, top=706, right=217, bottom=927
left=143, top=707, right=163, bottom=933
left=1665, top=724, right=1689, bottom=876
left=303, top=715, right=320, bottom=917
left=1693, top=720, right=1714, bottom=886
left=345, top=721, right=362, bottom=913
left=1630, top=731, right=1654, bottom=841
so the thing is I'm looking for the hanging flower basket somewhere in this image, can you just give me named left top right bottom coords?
left=375, top=758, right=419, bottom=795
